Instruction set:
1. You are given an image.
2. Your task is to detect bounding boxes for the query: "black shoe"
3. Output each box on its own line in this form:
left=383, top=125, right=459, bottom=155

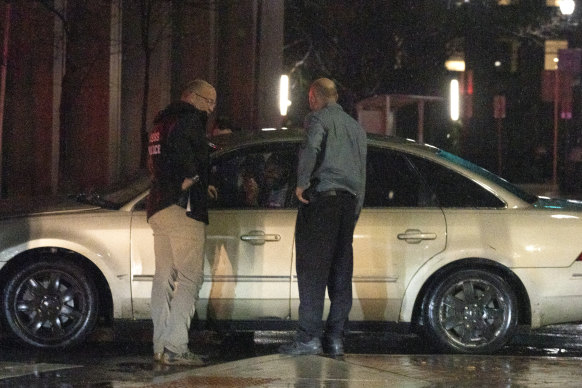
left=279, top=337, right=323, bottom=355
left=324, top=336, right=344, bottom=356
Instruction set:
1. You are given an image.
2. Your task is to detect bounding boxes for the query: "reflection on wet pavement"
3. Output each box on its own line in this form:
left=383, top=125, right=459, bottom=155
left=2, top=323, right=582, bottom=386
left=346, top=354, right=582, bottom=386
left=139, top=354, right=582, bottom=387
left=0, top=363, right=81, bottom=380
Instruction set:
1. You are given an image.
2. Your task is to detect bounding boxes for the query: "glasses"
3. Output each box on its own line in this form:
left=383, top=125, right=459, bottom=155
left=195, top=92, right=216, bottom=107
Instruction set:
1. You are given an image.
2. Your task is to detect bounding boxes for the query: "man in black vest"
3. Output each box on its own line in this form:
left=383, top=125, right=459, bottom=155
left=147, top=79, right=217, bottom=365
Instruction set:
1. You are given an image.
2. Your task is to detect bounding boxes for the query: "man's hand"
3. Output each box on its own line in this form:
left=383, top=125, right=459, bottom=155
left=295, top=187, right=309, bottom=204
left=242, top=177, right=259, bottom=206
left=208, top=185, right=218, bottom=200
left=181, top=177, right=196, bottom=191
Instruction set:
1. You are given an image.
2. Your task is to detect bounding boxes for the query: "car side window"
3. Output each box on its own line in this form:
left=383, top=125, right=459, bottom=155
left=409, top=155, right=506, bottom=208
left=364, top=148, right=435, bottom=208
left=210, top=145, right=298, bottom=209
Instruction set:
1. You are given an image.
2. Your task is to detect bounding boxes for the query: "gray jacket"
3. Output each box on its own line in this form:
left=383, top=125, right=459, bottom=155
left=297, top=102, right=367, bottom=214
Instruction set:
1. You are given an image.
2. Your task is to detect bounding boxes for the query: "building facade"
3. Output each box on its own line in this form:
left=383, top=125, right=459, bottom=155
left=0, top=0, right=284, bottom=198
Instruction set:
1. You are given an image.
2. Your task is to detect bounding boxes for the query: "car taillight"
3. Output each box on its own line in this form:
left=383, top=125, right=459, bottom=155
left=577, top=252, right=582, bottom=262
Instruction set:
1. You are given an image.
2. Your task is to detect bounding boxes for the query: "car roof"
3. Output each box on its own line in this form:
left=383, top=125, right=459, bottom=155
left=210, top=128, right=440, bottom=158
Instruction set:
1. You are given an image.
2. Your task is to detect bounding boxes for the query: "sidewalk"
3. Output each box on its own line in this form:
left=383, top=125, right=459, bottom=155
left=3, top=324, right=582, bottom=386
left=141, top=353, right=582, bottom=387
left=3, top=352, right=582, bottom=387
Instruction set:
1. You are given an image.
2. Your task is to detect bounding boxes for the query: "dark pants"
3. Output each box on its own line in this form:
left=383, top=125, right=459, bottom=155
left=295, top=192, right=357, bottom=341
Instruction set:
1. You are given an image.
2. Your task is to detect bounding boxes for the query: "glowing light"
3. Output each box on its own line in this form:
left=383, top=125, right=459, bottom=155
left=525, top=245, right=542, bottom=253
left=551, top=214, right=579, bottom=219
left=559, top=0, right=575, bottom=15
left=450, top=79, right=460, bottom=121
left=445, top=60, right=465, bottom=72
left=279, top=75, right=291, bottom=116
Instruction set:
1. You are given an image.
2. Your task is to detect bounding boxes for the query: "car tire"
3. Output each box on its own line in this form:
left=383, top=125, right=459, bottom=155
left=422, top=268, right=518, bottom=354
left=1, top=258, right=99, bottom=348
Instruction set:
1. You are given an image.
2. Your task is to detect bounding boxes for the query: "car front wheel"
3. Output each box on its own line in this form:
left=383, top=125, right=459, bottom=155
left=2, top=258, right=99, bottom=348
left=423, top=269, right=518, bottom=354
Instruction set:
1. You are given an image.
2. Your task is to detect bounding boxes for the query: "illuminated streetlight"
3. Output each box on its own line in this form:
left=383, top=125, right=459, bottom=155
left=544, top=1, right=576, bottom=185
left=450, top=79, right=460, bottom=121
left=445, top=57, right=465, bottom=72
left=559, top=0, right=575, bottom=15
left=279, top=75, right=291, bottom=116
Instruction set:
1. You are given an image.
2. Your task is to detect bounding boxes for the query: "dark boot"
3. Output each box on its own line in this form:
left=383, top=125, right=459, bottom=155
left=279, top=337, right=323, bottom=355
left=324, top=336, right=344, bottom=356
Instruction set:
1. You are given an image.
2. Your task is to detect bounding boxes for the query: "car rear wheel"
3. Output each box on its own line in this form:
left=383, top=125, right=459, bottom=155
left=423, top=269, right=518, bottom=354
left=1, top=258, right=99, bottom=348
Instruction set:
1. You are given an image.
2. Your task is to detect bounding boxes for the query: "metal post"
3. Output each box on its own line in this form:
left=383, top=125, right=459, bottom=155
left=417, top=100, right=425, bottom=143
left=553, top=69, right=559, bottom=186
left=497, top=118, right=503, bottom=175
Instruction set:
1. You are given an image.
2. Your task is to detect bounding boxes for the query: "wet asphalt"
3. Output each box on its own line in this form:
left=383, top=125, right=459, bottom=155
left=2, top=321, right=582, bottom=387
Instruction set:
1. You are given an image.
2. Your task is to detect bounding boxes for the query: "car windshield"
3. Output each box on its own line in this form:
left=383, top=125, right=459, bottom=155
left=436, top=150, right=538, bottom=204
left=76, top=141, right=216, bottom=210
left=75, top=174, right=150, bottom=210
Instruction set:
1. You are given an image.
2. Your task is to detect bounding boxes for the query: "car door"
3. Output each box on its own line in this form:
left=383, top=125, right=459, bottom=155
left=129, top=143, right=299, bottom=321
left=204, top=143, right=299, bottom=321
left=289, top=146, right=447, bottom=322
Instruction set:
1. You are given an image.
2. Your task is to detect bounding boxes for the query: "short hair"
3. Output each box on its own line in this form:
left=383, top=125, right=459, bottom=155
left=181, top=79, right=214, bottom=98
left=310, top=78, right=338, bottom=102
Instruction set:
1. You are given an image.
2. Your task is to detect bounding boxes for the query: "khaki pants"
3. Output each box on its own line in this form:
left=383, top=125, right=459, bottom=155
left=149, top=205, right=206, bottom=354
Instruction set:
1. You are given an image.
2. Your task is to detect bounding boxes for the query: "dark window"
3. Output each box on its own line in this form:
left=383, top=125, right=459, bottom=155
left=133, top=198, right=146, bottom=211
left=209, top=144, right=298, bottom=209
left=409, top=155, right=505, bottom=208
left=364, top=148, right=435, bottom=208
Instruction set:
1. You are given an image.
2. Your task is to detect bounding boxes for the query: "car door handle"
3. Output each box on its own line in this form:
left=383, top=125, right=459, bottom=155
left=240, top=230, right=281, bottom=245
left=397, top=229, right=437, bottom=244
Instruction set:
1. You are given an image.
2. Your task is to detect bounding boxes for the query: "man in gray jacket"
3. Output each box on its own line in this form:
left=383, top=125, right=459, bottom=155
left=280, top=78, right=367, bottom=356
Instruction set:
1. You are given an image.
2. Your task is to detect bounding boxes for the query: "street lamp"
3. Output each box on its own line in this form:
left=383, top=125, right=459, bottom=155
left=450, top=79, right=460, bottom=121
left=446, top=54, right=464, bottom=122
left=559, top=0, right=575, bottom=16
left=445, top=58, right=465, bottom=72
left=546, top=0, right=576, bottom=185
left=279, top=75, right=291, bottom=116
left=544, top=40, right=568, bottom=186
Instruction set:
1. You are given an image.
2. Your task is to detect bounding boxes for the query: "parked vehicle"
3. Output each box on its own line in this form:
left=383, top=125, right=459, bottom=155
left=2, top=129, right=582, bottom=354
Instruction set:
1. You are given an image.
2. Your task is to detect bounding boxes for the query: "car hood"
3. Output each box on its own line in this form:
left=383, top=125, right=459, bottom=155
left=0, top=196, right=100, bottom=219
left=533, top=196, right=582, bottom=211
